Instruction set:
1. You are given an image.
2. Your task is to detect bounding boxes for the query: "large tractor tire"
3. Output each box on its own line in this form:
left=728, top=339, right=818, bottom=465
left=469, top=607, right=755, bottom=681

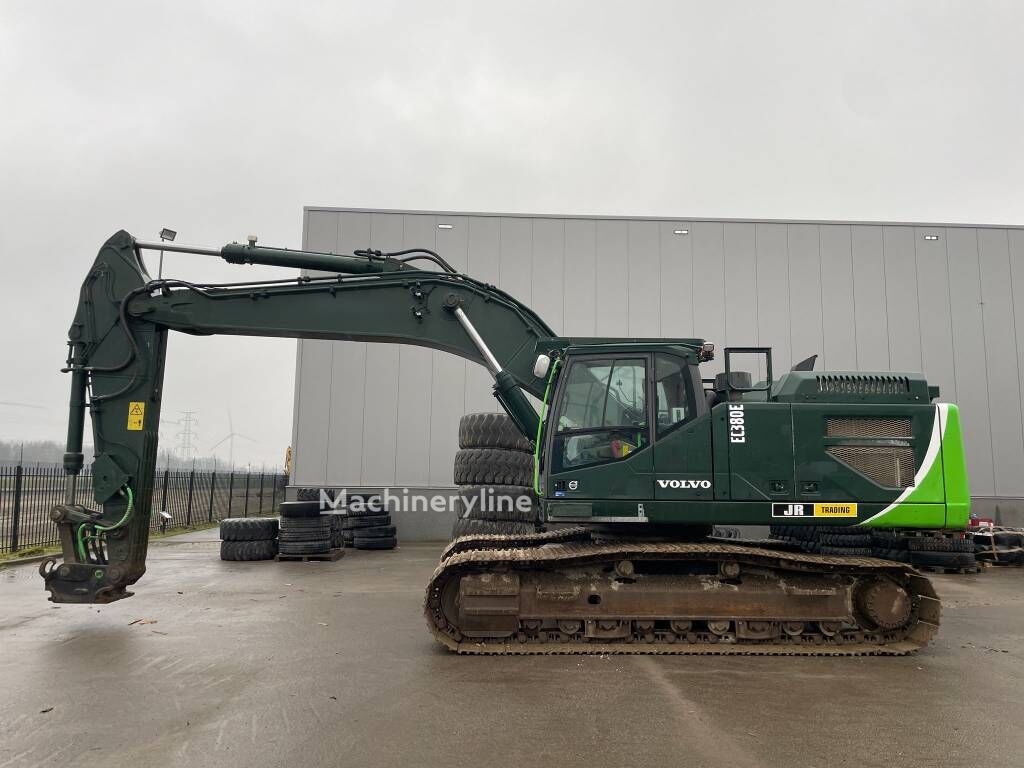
left=220, top=539, right=278, bottom=561
left=219, top=517, right=278, bottom=542
left=454, top=448, right=534, bottom=486
left=453, top=485, right=538, bottom=524
left=458, top=413, right=532, bottom=452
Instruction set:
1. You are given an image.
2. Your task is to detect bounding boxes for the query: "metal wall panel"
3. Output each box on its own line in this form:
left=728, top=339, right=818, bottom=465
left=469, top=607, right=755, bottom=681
left=691, top=222, right=726, bottom=376
left=429, top=215, right=470, bottom=487
left=326, top=212, right=372, bottom=485
left=788, top=224, right=824, bottom=369
left=659, top=222, right=693, bottom=338
left=754, top=223, right=790, bottom=372
left=627, top=221, right=661, bottom=337
left=1010, top=230, right=1024, bottom=493
left=465, top=217, right=502, bottom=415
left=563, top=219, right=597, bottom=337
left=290, top=209, right=340, bottom=485
left=882, top=226, right=923, bottom=372
left=946, top=227, right=995, bottom=496
left=594, top=220, right=628, bottom=337
left=360, top=213, right=404, bottom=486
left=978, top=229, right=1024, bottom=496
left=393, top=215, right=437, bottom=486
left=850, top=226, right=890, bottom=371
left=913, top=227, right=957, bottom=404
left=818, top=225, right=857, bottom=370
left=722, top=223, right=757, bottom=351
left=293, top=209, right=1024, bottom=516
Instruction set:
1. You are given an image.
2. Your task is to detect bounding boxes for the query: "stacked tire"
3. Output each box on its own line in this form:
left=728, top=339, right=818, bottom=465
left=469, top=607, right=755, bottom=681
left=969, top=527, right=1023, bottom=565
left=450, top=413, right=539, bottom=540
left=219, top=517, right=279, bottom=561
left=904, top=534, right=976, bottom=570
left=278, top=500, right=334, bottom=556
left=342, top=495, right=397, bottom=551
left=769, top=524, right=873, bottom=556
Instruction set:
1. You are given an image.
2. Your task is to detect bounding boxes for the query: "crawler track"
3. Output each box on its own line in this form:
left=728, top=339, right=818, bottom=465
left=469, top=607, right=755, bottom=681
left=425, top=533, right=940, bottom=655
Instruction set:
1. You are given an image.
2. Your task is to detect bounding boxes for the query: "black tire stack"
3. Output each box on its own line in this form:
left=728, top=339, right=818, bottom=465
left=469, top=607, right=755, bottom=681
left=904, top=534, right=977, bottom=570
left=969, top=527, right=1024, bottom=565
left=450, top=413, right=539, bottom=540
left=278, top=500, right=334, bottom=556
left=219, top=517, right=279, bottom=561
left=770, top=524, right=874, bottom=556
left=341, top=495, right=397, bottom=550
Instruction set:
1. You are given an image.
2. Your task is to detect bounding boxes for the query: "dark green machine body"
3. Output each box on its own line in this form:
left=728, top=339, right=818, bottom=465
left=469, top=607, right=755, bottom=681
left=537, top=343, right=970, bottom=530
left=43, top=230, right=970, bottom=604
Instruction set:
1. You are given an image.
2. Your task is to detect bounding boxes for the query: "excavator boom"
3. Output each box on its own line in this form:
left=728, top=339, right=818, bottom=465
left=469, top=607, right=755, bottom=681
left=44, top=230, right=555, bottom=602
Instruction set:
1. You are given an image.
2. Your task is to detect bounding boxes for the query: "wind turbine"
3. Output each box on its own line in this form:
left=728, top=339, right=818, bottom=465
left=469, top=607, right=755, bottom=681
left=209, top=410, right=256, bottom=470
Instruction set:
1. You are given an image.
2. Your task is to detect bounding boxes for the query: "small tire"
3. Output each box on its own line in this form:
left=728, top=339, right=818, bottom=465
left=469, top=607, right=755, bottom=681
left=911, top=550, right=977, bottom=569
left=279, top=539, right=332, bottom=555
left=908, top=536, right=975, bottom=552
left=279, top=501, right=326, bottom=518
left=220, top=517, right=278, bottom=542
left=458, top=413, right=532, bottom=452
left=295, top=487, right=328, bottom=502
left=870, top=530, right=909, bottom=550
left=353, top=535, right=397, bottom=550
left=342, top=494, right=386, bottom=516
left=279, top=517, right=331, bottom=533
left=358, top=525, right=397, bottom=537
left=816, top=533, right=871, bottom=547
left=220, top=539, right=278, bottom=561
left=343, top=514, right=391, bottom=530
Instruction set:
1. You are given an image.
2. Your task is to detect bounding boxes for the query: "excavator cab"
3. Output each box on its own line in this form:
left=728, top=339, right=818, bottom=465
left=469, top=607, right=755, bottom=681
left=538, top=342, right=711, bottom=522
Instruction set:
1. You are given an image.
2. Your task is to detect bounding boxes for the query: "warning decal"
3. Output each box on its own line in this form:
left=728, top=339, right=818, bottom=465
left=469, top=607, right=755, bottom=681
left=127, top=401, right=145, bottom=431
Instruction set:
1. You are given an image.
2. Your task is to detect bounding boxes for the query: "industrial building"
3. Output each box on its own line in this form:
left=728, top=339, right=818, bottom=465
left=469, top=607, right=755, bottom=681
left=291, top=208, right=1024, bottom=536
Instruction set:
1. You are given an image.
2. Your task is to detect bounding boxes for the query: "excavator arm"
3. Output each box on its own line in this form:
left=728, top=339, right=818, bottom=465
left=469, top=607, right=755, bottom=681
left=43, top=230, right=557, bottom=603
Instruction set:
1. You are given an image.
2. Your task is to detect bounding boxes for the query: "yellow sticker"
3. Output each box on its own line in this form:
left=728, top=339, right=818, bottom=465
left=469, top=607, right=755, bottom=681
left=127, top=401, right=146, bottom=431
left=814, top=502, right=857, bottom=517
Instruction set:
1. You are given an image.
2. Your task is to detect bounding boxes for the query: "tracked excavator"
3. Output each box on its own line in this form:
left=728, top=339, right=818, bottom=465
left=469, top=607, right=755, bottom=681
left=44, top=230, right=969, bottom=655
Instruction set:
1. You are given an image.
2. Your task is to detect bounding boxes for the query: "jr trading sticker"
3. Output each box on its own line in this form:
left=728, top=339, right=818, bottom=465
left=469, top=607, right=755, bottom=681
left=772, top=502, right=858, bottom=518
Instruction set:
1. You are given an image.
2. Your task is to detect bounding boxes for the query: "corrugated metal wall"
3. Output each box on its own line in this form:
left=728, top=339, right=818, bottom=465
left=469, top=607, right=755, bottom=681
left=293, top=209, right=1024, bottom=506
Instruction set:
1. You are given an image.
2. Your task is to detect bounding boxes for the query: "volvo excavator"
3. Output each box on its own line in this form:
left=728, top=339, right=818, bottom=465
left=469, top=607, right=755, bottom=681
left=43, top=230, right=969, bottom=655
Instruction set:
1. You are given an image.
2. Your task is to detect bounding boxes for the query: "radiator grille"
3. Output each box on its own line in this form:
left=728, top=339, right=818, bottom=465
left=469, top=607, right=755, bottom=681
left=826, top=417, right=912, bottom=438
left=826, top=445, right=916, bottom=488
left=817, top=375, right=911, bottom=396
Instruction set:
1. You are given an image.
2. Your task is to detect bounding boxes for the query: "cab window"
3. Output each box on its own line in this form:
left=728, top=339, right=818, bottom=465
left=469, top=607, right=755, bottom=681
left=552, top=358, right=648, bottom=472
left=655, top=353, right=695, bottom=437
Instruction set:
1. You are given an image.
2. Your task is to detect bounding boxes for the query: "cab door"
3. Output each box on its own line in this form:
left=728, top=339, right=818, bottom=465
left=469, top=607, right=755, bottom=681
left=650, top=354, right=714, bottom=502
left=545, top=354, right=653, bottom=501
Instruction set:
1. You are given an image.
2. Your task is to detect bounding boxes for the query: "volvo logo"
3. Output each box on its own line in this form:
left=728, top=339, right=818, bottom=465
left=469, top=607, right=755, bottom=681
left=657, top=479, right=712, bottom=489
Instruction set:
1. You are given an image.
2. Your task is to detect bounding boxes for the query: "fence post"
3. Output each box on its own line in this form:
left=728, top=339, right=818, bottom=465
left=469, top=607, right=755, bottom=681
left=243, top=472, right=250, bottom=517
left=160, top=468, right=170, bottom=533
left=227, top=471, right=235, bottom=518
left=258, top=472, right=265, bottom=515
left=185, top=469, right=195, bottom=527
left=11, top=464, right=24, bottom=553
left=208, top=470, right=216, bottom=523
left=271, top=473, right=278, bottom=512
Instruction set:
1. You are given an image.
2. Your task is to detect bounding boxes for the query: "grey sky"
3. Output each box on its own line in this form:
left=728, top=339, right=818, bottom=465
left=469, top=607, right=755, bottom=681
left=1, top=1, right=1021, bottom=469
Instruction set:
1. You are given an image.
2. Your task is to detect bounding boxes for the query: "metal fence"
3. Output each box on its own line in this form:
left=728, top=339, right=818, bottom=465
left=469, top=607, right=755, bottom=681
left=0, top=464, right=287, bottom=554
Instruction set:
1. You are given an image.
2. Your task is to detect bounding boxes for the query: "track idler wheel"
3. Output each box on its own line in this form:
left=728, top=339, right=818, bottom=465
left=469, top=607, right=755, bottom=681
left=856, top=578, right=913, bottom=631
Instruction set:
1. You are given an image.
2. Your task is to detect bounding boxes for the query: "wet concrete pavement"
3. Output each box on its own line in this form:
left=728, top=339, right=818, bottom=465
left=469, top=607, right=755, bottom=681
left=2, top=529, right=1023, bottom=768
